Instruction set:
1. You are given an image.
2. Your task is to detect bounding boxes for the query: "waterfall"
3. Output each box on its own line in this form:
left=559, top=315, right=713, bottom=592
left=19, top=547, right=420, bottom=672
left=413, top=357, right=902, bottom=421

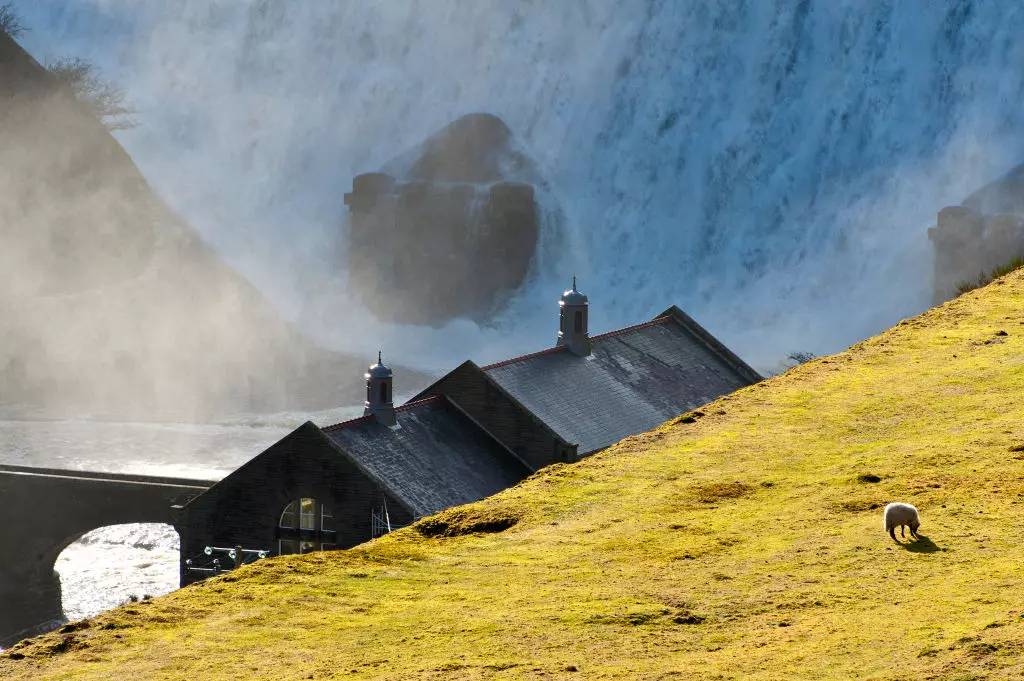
left=14, top=0, right=1024, bottom=372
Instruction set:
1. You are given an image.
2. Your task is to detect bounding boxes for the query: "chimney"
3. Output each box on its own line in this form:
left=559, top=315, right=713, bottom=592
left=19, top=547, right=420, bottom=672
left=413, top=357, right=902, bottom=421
left=363, top=351, right=396, bottom=426
left=556, top=277, right=591, bottom=357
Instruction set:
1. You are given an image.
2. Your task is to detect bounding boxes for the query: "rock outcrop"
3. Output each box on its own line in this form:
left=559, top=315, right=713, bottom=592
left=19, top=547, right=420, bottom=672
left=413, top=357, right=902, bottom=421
left=344, top=113, right=541, bottom=326
left=929, top=164, right=1024, bottom=304
left=0, top=32, right=429, bottom=420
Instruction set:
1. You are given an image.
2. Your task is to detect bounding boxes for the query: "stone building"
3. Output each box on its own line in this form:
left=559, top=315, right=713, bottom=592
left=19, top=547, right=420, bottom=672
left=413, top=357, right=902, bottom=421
left=175, top=282, right=761, bottom=585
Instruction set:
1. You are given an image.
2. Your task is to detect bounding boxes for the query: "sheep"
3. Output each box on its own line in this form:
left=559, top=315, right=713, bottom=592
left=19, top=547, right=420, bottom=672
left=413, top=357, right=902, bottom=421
left=883, top=502, right=920, bottom=541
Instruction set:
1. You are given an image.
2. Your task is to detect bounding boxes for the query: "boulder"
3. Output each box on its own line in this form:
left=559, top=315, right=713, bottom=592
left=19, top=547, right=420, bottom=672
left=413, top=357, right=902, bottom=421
left=344, top=113, right=541, bottom=325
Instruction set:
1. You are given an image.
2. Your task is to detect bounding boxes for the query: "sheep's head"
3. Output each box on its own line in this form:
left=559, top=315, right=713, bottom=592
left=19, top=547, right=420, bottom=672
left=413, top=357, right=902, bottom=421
left=910, top=518, right=921, bottom=533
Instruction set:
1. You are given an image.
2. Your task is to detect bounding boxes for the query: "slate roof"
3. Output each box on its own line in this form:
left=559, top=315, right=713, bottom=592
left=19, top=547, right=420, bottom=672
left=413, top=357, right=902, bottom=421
left=480, top=310, right=758, bottom=455
left=322, top=396, right=530, bottom=517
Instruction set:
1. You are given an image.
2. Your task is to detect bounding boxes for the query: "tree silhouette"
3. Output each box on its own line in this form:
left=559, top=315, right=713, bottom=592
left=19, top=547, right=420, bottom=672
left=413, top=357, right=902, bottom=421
left=0, top=2, right=28, bottom=38
left=46, top=56, right=138, bottom=131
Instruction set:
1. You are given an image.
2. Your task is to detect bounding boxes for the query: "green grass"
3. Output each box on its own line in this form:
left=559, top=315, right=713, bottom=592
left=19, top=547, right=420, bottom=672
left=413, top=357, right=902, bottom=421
left=6, top=270, right=1024, bottom=679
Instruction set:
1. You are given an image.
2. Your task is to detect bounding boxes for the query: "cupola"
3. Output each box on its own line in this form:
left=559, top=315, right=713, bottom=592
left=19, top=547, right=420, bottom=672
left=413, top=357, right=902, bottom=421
left=556, top=277, right=591, bottom=357
left=363, top=351, right=396, bottom=426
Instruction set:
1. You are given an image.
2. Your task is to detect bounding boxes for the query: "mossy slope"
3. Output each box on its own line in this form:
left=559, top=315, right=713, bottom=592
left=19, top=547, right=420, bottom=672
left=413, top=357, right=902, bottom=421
left=6, top=273, right=1024, bottom=680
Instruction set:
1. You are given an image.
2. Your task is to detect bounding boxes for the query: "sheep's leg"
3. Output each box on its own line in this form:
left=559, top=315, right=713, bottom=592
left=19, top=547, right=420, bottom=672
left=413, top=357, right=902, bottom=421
left=901, top=525, right=906, bottom=538
left=889, top=527, right=897, bottom=541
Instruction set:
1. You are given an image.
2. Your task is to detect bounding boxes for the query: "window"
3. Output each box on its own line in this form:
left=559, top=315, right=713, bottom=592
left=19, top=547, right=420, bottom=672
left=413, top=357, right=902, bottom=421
left=279, top=502, right=296, bottom=528
left=379, top=381, right=388, bottom=403
left=276, top=497, right=337, bottom=556
left=574, top=311, right=583, bottom=333
left=300, top=497, right=316, bottom=530
left=321, top=505, right=335, bottom=532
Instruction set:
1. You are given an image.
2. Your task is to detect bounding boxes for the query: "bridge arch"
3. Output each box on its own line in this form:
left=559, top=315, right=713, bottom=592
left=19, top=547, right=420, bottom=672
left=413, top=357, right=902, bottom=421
left=0, top=464, right=213, bottom=646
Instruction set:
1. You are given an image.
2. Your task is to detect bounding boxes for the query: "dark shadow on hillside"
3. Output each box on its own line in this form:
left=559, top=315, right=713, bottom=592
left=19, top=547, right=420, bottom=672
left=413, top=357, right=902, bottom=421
left=900, top=535, right=941, bottom=553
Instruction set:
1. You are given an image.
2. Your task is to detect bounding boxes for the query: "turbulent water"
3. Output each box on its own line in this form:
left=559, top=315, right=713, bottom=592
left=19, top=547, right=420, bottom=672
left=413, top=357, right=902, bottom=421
left=15, top=1, right=1024, bottom=370
left=8, top=0, right=1024, bottom=622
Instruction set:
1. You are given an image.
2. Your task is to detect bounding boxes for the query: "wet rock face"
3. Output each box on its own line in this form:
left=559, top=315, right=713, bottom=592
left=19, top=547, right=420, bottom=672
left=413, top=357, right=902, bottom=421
left=344, top=113, right=540, bottom=326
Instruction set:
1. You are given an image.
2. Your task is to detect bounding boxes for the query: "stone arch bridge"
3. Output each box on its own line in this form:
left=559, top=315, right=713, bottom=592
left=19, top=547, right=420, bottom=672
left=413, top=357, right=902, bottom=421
left=0, top=463, right=215, bottom=647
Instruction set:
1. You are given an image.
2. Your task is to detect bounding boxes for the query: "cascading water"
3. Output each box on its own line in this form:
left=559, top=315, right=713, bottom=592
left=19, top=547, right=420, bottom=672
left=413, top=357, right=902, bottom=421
left=7, top=0, right=1024, bottom=624
left=16, top=1, right=1024, bottom=369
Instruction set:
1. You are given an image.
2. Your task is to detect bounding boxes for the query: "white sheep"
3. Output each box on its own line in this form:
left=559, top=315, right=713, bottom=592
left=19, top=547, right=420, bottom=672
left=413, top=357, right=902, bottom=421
left=883, top=502, right=920, bottom=541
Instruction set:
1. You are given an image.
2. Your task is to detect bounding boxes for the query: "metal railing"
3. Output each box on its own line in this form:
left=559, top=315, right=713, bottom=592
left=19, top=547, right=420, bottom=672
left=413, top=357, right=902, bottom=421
left=184, top=544, right=270, bottom=575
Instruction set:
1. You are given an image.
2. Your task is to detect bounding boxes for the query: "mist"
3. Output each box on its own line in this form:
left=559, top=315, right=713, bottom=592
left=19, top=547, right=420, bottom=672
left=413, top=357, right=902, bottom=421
left=4, top=0, right=1024, bottom=642
left=9, top=1, right=1024, bottom=393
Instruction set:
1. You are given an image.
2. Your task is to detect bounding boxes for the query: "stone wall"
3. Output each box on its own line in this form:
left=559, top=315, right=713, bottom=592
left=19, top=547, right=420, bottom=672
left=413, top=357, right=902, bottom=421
left=414, top=362, right=577, bottom=470
left=176, top=423, right=413, bottom=587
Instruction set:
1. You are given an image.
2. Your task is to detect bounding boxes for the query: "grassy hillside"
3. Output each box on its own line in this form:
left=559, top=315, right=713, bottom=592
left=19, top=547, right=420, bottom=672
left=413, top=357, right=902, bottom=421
left=6, top=272, right=1024, bottom=680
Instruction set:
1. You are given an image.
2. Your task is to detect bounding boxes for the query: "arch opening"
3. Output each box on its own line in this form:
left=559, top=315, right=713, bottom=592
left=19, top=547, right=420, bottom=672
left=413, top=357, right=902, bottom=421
left=55, top=523, right=180, bottom=622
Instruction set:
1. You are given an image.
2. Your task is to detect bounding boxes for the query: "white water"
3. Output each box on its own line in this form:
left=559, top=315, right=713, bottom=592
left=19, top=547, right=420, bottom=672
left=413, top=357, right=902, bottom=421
left=7, top=0, right=1024, bottom=622
left=16, top=1, right=1024, bottom=371
left=56, top=524, right=182, bottom=622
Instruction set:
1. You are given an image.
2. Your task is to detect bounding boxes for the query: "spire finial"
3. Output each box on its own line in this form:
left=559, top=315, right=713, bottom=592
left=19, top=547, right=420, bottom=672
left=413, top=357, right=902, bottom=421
left=378, top=349, right=382, bottom=364
left=572, top=275, right=577, bottom=291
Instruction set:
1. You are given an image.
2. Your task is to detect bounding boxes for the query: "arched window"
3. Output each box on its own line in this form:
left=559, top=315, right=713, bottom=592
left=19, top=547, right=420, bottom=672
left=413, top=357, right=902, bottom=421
left=379, top=381, right=388, bottom=403
left=279, top=502, right=296, bottom=528
left=277, top=497, right=337, bottom=555
left=574, top=311, right=583, bottom=333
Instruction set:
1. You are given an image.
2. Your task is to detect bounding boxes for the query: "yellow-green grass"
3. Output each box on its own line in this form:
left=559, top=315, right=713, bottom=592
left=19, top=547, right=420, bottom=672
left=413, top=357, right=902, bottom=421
left=7, top=274, right=1024, bottom=680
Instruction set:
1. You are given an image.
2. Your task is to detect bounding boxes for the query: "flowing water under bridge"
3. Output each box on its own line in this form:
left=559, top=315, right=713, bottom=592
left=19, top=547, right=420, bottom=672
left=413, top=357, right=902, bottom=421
left=0, top=463, right=216, bottom=646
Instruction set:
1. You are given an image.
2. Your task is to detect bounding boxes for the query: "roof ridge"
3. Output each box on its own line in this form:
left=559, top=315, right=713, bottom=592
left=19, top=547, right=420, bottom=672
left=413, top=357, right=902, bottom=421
left=394, top=394, right=444, bottom=412
left=321, top=395, right=445, bottom=431
left=321, top=413, right=375, bottom=432
left=481, top=345, right=568, bottom=371
left=481, top=316, right=675, bottom=371
left=589, top=315, right=673, bottom=342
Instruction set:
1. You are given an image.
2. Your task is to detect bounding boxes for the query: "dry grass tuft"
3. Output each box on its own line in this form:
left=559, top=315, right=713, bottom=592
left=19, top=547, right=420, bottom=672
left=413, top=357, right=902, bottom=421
left=413, top=505, right=520, bottom=538
left=691, top=481, right=753, bottom=503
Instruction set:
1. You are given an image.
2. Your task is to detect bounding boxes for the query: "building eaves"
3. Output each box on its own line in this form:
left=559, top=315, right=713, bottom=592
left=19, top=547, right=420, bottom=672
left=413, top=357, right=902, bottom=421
left=657, top=305, right=762, bottom=384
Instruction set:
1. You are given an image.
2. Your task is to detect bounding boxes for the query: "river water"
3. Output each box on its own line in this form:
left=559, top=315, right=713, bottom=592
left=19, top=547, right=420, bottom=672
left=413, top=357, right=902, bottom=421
left=0, top=409, right=362, bottom=623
